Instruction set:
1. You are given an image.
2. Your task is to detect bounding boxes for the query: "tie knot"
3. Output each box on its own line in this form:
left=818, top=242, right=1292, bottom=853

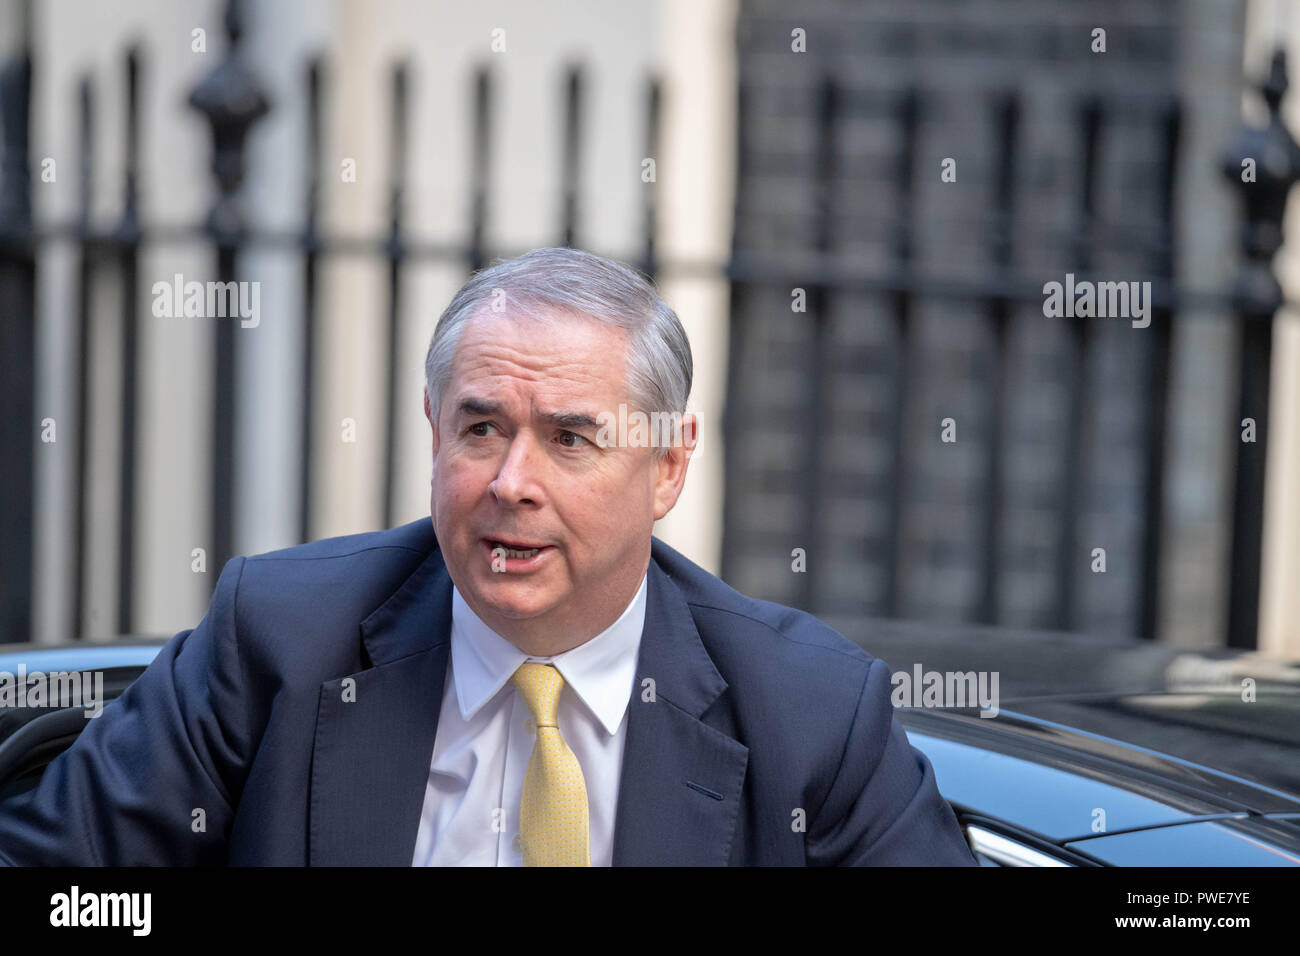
left=510, top=662, right=565, bottom=727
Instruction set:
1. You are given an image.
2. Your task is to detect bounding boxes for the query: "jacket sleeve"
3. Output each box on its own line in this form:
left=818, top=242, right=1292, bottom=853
left=0, top=557, right=252, bottom=865
left=806, top=656, right=978, bottom=866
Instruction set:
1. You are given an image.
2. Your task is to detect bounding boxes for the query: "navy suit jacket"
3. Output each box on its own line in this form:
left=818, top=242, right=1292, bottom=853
left=0, top=518, right=976, bottom=866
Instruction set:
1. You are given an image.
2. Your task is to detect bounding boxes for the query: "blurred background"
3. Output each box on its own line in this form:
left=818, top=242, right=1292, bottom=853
left=2, top=0, right=1300, bottom=663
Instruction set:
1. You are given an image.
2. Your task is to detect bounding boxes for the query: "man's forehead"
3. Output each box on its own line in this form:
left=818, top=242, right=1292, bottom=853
left=448, top=309, right=630, bottom=392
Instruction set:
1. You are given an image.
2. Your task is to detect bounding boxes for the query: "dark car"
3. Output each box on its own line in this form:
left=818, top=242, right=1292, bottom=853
left=0, top=641, right=163, bottom=802
left=2, top=634, right=1299, bottom=865
left=899, top=694, right=1300, bottom=866
left=844, top=616, right=1300, bottom=866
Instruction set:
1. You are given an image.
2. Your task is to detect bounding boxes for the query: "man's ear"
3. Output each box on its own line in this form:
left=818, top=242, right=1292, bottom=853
left=652, top=412, right=697, bottom=521
left=425, top=389, right=440, bottom=457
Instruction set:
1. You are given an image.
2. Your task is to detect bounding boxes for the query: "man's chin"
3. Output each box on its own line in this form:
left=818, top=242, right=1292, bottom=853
left=469, top=576, right=562, bottom=621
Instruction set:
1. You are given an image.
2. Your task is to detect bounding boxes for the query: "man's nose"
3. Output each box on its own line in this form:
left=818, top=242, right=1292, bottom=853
left=489, top=432, right=543, bottom=505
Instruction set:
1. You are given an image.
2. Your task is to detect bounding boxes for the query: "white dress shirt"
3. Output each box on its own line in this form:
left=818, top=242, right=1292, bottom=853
left=411, top=572, right=647, bottom=866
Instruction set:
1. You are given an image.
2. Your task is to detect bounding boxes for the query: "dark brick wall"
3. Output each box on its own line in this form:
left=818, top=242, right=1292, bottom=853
left=723, top=0, right=1187, bottom=636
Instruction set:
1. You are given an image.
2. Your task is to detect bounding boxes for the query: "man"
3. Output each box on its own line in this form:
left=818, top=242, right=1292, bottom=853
left=0, top=247, right=976, bottom=866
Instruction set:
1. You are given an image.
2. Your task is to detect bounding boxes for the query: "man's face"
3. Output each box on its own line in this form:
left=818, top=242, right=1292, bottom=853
left=425, top=308, right=694, bottom=653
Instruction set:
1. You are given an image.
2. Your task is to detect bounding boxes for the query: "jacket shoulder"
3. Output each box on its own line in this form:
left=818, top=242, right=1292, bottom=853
left=244, top=517, right=435, bottom=564
left=234, top=519, right=435, bottom=623
left=221, top=519, right=439, bottom=674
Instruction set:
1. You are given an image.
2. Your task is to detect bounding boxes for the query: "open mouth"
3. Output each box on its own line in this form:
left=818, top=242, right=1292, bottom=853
left=483, top=538, right=552, bottom=564
left=493, top=542, right=541, bottom=558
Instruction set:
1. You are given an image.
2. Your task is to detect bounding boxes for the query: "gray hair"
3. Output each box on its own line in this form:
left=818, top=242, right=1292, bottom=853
left=424, top=247, right=693, bottom=456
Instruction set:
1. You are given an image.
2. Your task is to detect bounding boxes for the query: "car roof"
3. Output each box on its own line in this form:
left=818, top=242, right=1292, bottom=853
left=988, top=689, right=1300, bottom=798
left=0, top=640, right=166, bottom=674
left=898, top=697, right=1300, bottom=845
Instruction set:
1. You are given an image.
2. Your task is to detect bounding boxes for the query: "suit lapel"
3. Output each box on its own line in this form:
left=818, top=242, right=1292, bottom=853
left=309, top=536, right=452, bottom=866
left=611, top=557, right=749, bottom=866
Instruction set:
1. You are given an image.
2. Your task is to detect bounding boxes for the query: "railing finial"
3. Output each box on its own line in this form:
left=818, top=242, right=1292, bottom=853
left=188, top=0, right=270, bottom=240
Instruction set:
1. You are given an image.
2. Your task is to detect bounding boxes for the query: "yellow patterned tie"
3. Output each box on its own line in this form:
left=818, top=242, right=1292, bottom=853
left=510, top=662, right=591, bottom=866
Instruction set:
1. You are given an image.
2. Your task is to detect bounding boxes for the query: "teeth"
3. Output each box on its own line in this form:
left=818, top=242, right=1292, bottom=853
left=493, top=543, right=540, bottom=559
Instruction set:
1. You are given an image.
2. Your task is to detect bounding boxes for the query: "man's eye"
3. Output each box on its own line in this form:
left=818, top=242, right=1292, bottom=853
left=557, top=430, right=587, bottom=448
left=467, top=422, right=493, bottom=437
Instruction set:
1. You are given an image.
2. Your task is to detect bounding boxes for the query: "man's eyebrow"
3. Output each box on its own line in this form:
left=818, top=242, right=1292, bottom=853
left=454, top=397, right=599, bottom=431
left=456, top=397, right=503, bottom=418
left=538, top=410, right=600, bottom=430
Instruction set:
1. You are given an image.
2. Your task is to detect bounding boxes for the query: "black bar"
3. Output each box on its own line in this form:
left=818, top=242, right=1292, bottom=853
left=1227, top=309, right=1272, bottom=649
left=467, top=65, right=490, bottom=274
left=189, top=0, right=270, bottom=582
left=978, top=90, right=1020, bottom=626
left=719, top=78, right=749, bottom=588
left=640, top=75, right=661, bottom=280
left=383, top=61, right=408, bottom=531
left=212, top=249, right=236, bottom=579
left=72, top=74, right=94, bottom=640
left=1138, top=99, right=1181, bottom=640
left=0, top=52, right=35, bottom=645
left=797, top=76, right=838, bottom=613
left=560, top=64, right=582, bottom=248
left=1055, top=96, right=1102, bottom=631
left=1222, top=50, right=1298, bottom=650
left=883, top=87, right=919, bottom=617
left=9, top=216, right=1262, bottom=309
left=299, top=56, right=322, bottom=545
left=114, top=47, right=142, bottom=636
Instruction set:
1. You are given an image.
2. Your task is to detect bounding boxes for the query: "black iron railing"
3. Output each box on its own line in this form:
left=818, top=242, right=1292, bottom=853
left=0, top=1, right=1295, bottom=650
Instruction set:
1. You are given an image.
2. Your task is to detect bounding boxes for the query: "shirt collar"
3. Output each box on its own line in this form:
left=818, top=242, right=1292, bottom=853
left=449, top=572, right=648, bottom=736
